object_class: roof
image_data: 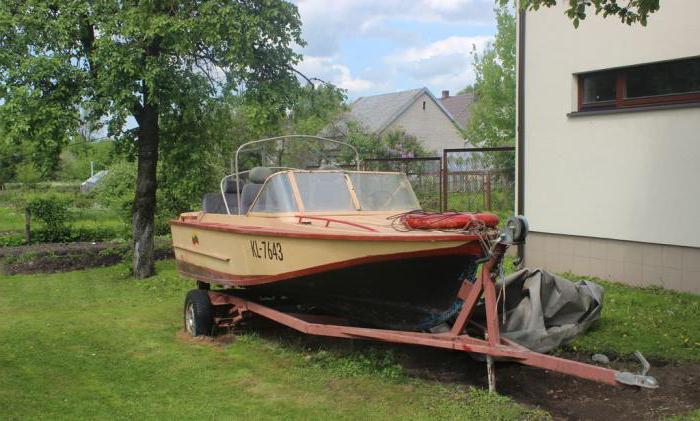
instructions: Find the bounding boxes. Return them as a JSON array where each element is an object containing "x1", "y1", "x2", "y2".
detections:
[
  {"x1": 82, "y1": 170, "x2": 108, "y2": 185},
  {"x1": 323, "y1": 88, "x2": 461, "y2": 137},
  {"x1": 438, "y1": 93, "x2": 475, "y2": 129}
]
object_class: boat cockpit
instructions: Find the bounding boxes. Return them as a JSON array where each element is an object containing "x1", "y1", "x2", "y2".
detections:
[{"x1": 203, "y1": 168, "x2": 421, "y2": 216}]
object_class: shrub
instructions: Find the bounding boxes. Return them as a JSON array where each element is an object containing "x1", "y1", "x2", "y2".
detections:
[
  {"x1": 94, "y1": 161, "x2": 137, "y2": 223},
  {"x1": 26, "y1": 194, "x2": 73, "y2": 242},
  {"x1": 15, "y1": 162, "x2": 42, "y2": 186},
  {"x1": 96, "y1": 159, "x2": 193, "y2": 236}
]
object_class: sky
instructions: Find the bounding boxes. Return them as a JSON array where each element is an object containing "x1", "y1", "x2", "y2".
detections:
[{"x1": 293, "y1": 0, "x2": 497, "y2": 100}]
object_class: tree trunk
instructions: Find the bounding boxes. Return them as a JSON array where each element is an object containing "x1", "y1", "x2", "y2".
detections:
[{"x1": 132, "y1": 100, "x2": 159, "y2": 278}]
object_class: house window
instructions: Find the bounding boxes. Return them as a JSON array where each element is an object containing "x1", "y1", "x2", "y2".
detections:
[
  {"x1": 580, "y1": 70, "x2": 617, "y2": 109},
  {"x1": 577, "y1": 56, "x2": 700, "y2": 112},
  {"x1": 422, "y1": 101, "x2": 426, "y2": 110}
]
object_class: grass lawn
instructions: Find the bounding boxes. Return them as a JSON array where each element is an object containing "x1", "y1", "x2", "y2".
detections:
[
  {"x1": 0, "y1": 206, "x2": 25, "y2": 232},
  {"x1": 0, "y1": 205, "x2": 125, "y2": 233},
  {"x1": 565, "y1": 274, "x2": 700, "y2": 362},
  {"x1": 0, "y1": 261, "x2": 546, "y2": 420},
  {"x1": 70, "y1": 207, "x2": 126, "y2": 231},
  {"x1": 0, "y1": 187, "x2": 126, "y2": 236}
]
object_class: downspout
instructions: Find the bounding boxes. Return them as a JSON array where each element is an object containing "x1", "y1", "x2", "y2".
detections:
[{"x1": 516, "y1": 7, "x2": 526, "y2": 264}]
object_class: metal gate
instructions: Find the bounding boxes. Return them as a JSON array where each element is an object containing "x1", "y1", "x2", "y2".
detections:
[
  {"x1": 361, "y1": 148, "x2": 515, "y2": 216},
  {"x1": 441, "y1": 147, "x2": 515, "y2": 219},
  {"x1": 362, "y1": 157, "x2": 442, "y2": 211}
]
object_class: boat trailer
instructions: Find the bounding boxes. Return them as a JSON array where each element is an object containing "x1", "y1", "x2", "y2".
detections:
[{"x1": 194, "y1": 241, "x2": 658, "y2": 392}]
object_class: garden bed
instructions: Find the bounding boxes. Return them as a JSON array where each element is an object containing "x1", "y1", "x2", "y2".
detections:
[{"x1": 0, "y1": 240, "x2": 173, "y2": 275}]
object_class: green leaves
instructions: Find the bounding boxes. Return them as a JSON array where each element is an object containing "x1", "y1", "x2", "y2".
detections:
[
  {"x1": 464, "y1": 4, "x2": 516, "y2": 149},
  {"x1": 26, "y1": 193, "x2": 73, "y2": 241},
  {"x1": 0, "y1": 0, "x2": 304, "y2": 174},
  {"x1": 519, "y1": 0, "x2": 661, "y2": 26}
]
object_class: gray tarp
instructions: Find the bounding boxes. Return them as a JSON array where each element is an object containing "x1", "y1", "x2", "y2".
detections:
[{"x1": 489, "y1": 268, "x2": 604, "y2": 353}]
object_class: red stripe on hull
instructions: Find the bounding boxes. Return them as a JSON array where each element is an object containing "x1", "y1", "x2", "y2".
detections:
[
  {"x1": 170, "y1": 219, "x2": 492, "y2": 242},
  {"x1": 177, "y1": 242, "x2": 483, "y2": 286}
]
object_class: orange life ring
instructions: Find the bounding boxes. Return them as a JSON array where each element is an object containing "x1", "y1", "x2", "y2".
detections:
[{"x1": 401, "y1": 212, "x2": 499, "y2": 230}]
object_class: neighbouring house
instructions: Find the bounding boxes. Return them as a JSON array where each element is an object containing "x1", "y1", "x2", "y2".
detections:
[
  {"x1": 437, "y1": 89, "x2": 475, "y2": 133},
  {"x1": 325, "y1": 87, "x2": 466, "y2": 153},
  {"x1": 516, "y1": 2, "x2": 700, "y2": 293}
]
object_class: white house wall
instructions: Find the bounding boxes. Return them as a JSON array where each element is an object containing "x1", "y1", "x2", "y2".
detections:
[
  {"x1": 523, "y1": 2, "x2": 700, "y2": 248},
  {"x1": 387, "y1": 92, "x2": 464, "y2": 153}
]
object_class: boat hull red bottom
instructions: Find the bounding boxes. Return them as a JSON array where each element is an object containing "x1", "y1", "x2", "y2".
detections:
[{"x1": 182, "y1": 255, "x2": 477, "y2": 331}]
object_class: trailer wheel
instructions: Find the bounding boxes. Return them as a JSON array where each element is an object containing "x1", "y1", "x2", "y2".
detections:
[{"x1": 184, "y1": 289, "x2": 214, "y2": 337}]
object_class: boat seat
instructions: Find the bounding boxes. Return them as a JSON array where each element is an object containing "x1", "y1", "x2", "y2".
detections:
[
  {"x1": 240, "y1": 167, "x2": 274, "y2": 213},
  {"x1": 201, "y1": 178, "x2": 241, "y2": 214},
  {"x1": 240, "y1": 184, "x2": 262, "y2": 213}
]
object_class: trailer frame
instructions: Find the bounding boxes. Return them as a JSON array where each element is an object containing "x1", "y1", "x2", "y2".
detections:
[{"x1": 193, "y1": 241, "x2": 658, "y2": 391}]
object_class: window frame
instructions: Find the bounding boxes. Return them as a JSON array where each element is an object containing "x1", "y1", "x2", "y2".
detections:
[
  {"x1": 247, "y1": 170, "x2": 421, "y2": 215},
  {"x1": 576, "y1": 56, "x2": 700, "y2": 112}
]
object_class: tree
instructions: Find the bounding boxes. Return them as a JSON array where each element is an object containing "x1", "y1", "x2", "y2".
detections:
[
  {"x1": 517, "y1": 0, "x2": 660, "y2": 27},
  {"x1": 288, "y1": 83, "x2": 347, "y2": 135},
  {"x1": 458, "y1": 85, "x2": 475, "y2": 95},
  {"x1": 0, "y1": 1, "x2": 303, "y2": 278},
  {"x1": 269, "y1": 83, "x2": 349, "y2": 167},
  {"x1": 464, "y1": 3, "x2": 515, "y2": 149}
]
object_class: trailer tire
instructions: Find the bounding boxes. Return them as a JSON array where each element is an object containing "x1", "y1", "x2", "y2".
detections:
[{"x1": 184, "y1": 289, "x2": 214, "y2": 337}]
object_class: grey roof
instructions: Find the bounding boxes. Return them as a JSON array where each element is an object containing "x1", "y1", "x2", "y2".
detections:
[
  {"x1": 323, "y1": 87, "x2": 460, "y2": 137},
  {"x1": 438, "y1": 92, "x2": 475, "y2": 129},
  {"x1": 80, "y1": 170, "x2": 109, "y2": 193},
  {"x1": 83, "y1": 170, "x2": 108, "y2": 185}
]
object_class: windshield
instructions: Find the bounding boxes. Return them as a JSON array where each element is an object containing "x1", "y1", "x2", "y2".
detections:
[
  {"x1": 349, "y1": 173, "x2": 420, "y2": 211},
  {"x1": 294, "y1": 172, "x2": 356, "y2": 212},
  {"x1": 250, "y1": 173, "x2": 297, "y2": 213},
  {"x1": 249, "y1": 170, "x2": 420, "y2": 213}
]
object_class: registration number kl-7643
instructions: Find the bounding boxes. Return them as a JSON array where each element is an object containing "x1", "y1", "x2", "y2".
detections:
[{"x1": 250, "y1": 240, "x2": 284, "y2": 261}]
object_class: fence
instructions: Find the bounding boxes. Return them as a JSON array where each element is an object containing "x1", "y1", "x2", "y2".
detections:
[
  {"x1": 442, "y1": 147, "x2": 515, "y2": 220},
  {"x1": 362, "y1": 147, "x2": 515, "y2": 216},
  {"x1": 362, "y1": 157, "x2": 442, "y2": 211}
]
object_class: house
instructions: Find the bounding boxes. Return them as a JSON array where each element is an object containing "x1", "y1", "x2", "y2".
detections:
[
  {"x1": 437, "y1": 90, "x2": 475, "y2": 131},
  {"x1": 326, "y1": 87, "x2": 466, "y2": 153},
  {"x1": 516, "y1": 2, "x2": 700, "y2": 293}
]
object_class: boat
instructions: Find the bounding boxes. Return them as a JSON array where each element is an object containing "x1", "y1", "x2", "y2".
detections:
[{"x1": 170, "y1": 136, "x2": 501, "y2": 331}]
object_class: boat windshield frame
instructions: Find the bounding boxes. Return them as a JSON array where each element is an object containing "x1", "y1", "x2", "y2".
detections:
[
  {"x1": 247, "y1": 169, "x2": 421, "y2": 216},
  {"x1": 224, "y1": 135, "x2": 360, "y2": 215}
]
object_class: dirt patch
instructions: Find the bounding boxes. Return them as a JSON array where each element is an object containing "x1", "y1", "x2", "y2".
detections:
[
  {"x1": 0, "y1": 241, "x2": 118, "y2": 257},
  {"x1": 394, "y1": 347, "x2": 699, "y2": 420},
  {"x1": 213, "y1": 318, "x2": 699, "y2": 420},
  {"x1": 0, "y1": 240, "x2": 173, "y2": 275},
  {"x1": 175, "y1": 329, "x2": 237, "y2": 347}
]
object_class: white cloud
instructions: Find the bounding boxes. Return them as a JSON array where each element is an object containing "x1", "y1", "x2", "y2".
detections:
[
  {"x1": 294, "y1": 0, "x2": 494, "y2": 56},
  {"x1": 385, "y1": 35, "x2": 492, "y2": 92},
  {"x1": 387, "y1": 36, "x2": 491, "y2": 64},
  {"x1": 292, "y1": 0, "x2": 497, "y2": 97},
  {"x1": 297, "y1": 56, "x2": 377, "y2": 93}
]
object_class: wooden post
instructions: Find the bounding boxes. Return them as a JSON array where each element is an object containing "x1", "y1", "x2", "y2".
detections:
[
  {"x1": 441, "y1": 150, "x2": 448, "y2": 212},
  {"x1": 24, "y1": 207, "x2": 31, "y2": 244},
  {"x1": 486, "y1": 354, "x2": 496, "y2": 393}
]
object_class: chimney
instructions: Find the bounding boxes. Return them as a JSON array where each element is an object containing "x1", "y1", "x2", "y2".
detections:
[{"x1": 441, "y1": 90, "x2": 449, "y2": 99}]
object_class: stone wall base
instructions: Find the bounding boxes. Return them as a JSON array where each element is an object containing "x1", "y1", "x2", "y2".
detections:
[{"x1": 524, "y1": 232, "x2": 699, "y2": 294}]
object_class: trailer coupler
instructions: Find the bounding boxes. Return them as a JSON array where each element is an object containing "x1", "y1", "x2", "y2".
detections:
[{"x1": 614, "y1": 351, "x2": 659, "y2": 389}]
